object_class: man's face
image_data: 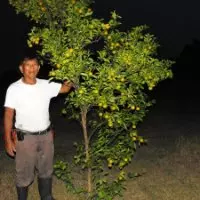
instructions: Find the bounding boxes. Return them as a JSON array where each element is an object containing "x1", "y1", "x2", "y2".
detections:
[{"x1": 19, "y1": 59, "x2": 40, "y2": 79}]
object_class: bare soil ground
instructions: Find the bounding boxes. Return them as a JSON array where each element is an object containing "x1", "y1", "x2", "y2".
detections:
[{"x1": 0, "y1": 90, "x2": 200, "y2": 199}]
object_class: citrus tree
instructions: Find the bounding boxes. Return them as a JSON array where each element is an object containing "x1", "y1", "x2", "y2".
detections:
[{"x1": 9, "y1": 0, "x2": 173, "y2": 199}]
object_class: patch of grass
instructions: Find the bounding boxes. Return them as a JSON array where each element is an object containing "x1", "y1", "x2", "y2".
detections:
[
  {"x1": 0, "y1": 136, "x2": 200, "y2": 200},
  {"x1": 121, "y1": 136, "x2": 200, "y2": 200}
]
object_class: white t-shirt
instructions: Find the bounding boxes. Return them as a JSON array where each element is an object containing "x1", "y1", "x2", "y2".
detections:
[{"x1": 4, "y1": 78, "x2": 62, "y2": 132}]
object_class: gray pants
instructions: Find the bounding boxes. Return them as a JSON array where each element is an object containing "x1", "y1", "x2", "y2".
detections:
[{"x1": 15, "y1": 131, "x2": 54, "y2": 187}]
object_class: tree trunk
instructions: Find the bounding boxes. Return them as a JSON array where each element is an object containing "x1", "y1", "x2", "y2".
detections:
[{"x1": 81, "y1": 107, "x2": 92, "y2": 194}]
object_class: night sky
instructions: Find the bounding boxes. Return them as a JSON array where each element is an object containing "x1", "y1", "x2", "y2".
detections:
[
  {"x1": 1, "y1": 0, "x2": 200, "y2": 82},
  {"x1": 1, "y1": 1, "x2": 200, "y2": 66},
  {"x1": 94, "y1": 0, "x2": 200, "y2": 57}
]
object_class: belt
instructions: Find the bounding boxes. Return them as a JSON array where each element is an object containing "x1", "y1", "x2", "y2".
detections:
[{"x1": 16, "y1": 126, "x2": 51, "y2": 136}]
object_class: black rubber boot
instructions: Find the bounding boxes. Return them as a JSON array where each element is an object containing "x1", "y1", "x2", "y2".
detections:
[
  {"x1": 16, "y1": 186, "x2": 28, "y2": 200},
  {"x1": 38, "y1": 177, "x2": 55, "y2": 200}
]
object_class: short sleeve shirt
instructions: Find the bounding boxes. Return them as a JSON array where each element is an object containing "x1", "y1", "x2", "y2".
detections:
[{"x1": 4, "y1": 78, "x2": 61, "y2": 132}]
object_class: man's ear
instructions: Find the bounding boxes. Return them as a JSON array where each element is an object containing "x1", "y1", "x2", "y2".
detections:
[{"x1": 19, "y1": 65, "x2": 23, "y2": 74}]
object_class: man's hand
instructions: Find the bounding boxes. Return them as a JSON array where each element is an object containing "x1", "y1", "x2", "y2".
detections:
[
  {"x1": 59, "y1": 81, "x2": 78, "y2": 94},
  {"x1": 5, "y1": 139, "x2": 16, "y2": 157}
]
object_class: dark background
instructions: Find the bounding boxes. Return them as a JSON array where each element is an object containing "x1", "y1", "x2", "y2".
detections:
[{"x1": 1, "y1": 0, "x2": 200, "y2": 117}]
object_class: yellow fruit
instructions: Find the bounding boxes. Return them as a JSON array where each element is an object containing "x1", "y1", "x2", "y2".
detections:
[
  {"x1": 108, "y1": 163, "x2": 112, "y2": 168},
  {"x1": 120, "y1": 77, "x2": 125, "y2": 82},
  {"x1": 149, "y1": 87, "x2": 153, "y2": 90},
  {"x1": 108, "y1": 122, "x2": 113, "y2": 127},
  {"x1": 41, "y1": 7, "x2": 46, "y2": 12},
  {"x1": 69, "y1": 48, "x2": 73, "y2": 53},
  {"x1": 103, "y1": 104, "x2": 108, "y2": 109},
  {"x1": 132, "y1": 137, "x2": 137, "y2": 141},
  {"x1": 136, "y1": 106, "x2": 140, "y2": 111},
  {"x1": 110, "y1": 46, "x2": 114, "y2": 50},
  {"x1": 104, "y1": 23, "x2": 110, "y2": 29},
  {"x1": 79, "y1": 89, "x2": 84, "y2": 94},
  {"x1": 93, "y1": 89, "x2": 98, "y2": 94},
  {"x1": 56, "y1": 64, "x2": 61, "y2": 68},
  {"x1": 131, "y1": 105, "x2": 135, "y2": 110},
  {"x1": 104, "y1": 113, "x2": 109, "y2": 119},
  {"x1": 139, "y1": 138, "x2": 144, "y2": 143},
  {"x1": 98, "y1": 103, "x2": 103, "y2": 107},
  {"x1": 98, "y1": 112, "x2": 103, "y2": 117},
  {"x1": 49, "y1": 71, "x2": 56, "y2": 76},
  {"x1": 132, "y1": 132, "x2": 137, "y2": 137},
  {"x1": 132, "y1": 124, "x2": 136, "y2": 129},
  {"x1": 124, "y1": 158, "x2": 128, "y2": 162},
  {"x1": 166, "y1": 72, "x2": 171, "y2": 76},
  {"x1": 116, "y1": 85, "x2": 121, "y2": 90},
  {"x1": 111, "y1": 106, "x2": 116, "y2": 111},
  {"x1": 130, "y1": 131, "x2": 137, "y2": 137},
  {"x1": 65, "y1": 52, "x2": 70, "y2": 58},
  {"x1": 34, "y1": 38, "x2": 39, "y2": 44},
  {"x1": 105, "y1": 24, "x2": 110, "y2": 29},
  {"x1": 117, "y1": 119, "x2": 122, "y2": 124}
]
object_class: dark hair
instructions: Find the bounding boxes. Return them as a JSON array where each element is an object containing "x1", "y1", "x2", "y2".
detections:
[{"x1": 20, "y1": 56, "x2": 40, "y2": 66}]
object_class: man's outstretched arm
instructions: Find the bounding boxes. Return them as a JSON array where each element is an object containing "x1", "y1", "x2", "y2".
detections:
[{"x1": 4, "y1": 107, "x2": 16, "y2": 157}]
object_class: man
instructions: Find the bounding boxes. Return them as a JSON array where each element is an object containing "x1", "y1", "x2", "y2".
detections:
[{"x1": 4, "y1": 56, "x2": 73, "y2": 200}]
